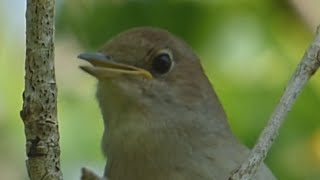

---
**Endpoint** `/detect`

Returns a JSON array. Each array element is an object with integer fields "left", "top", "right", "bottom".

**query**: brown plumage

[{"left": 78, "top": 27, "right": 276, "bottom": 180}]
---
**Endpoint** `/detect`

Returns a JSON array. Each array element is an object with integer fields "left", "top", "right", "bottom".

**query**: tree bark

[{"left": 20, "top": 0, "right": 62, "bottom": 179}]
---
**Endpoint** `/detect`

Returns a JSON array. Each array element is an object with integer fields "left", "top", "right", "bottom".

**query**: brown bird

[{"left": 78, "top": 27, "right": 276, "bottom": 180}]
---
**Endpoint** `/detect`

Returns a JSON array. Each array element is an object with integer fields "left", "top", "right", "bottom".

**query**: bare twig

[
  {"left": 229, "top": 26, "right": 320, "bottom": 180},
  {"left": 20, "top": 0, "right": 62, "bottom": 179},
  {"left": 75, "top": 23, "right": 320, "bottom": 180}
]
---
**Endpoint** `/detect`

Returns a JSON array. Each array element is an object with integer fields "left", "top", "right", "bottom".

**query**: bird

[{"left": 78, "top": 27, "right": 276, "bottom": 180}]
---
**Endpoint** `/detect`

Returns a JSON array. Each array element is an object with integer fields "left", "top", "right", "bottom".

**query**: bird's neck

[
  {"left": 97, "top": 79, "right": 233, "bottom": 139},
  {"left": 96, "top": 81, "right": 236, "bottom": 179}
]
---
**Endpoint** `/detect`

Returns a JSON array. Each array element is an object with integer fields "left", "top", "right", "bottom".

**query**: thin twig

[{"left": 229, "top": 26, "right": 320, "bottom": 180}]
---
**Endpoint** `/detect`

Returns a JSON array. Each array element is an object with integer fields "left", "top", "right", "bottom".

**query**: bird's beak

[{"left": 78, "top": 52, "right": 153, "bottom": 79}]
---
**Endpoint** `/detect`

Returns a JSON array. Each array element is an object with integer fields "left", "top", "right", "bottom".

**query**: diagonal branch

[{"left": 230, "top": 25, "right": 320, "bottom": 180}]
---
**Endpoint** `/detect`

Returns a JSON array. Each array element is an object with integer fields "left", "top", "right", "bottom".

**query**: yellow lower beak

[{"left": 78, "top": 53, "right": 153, "bottom": 79}]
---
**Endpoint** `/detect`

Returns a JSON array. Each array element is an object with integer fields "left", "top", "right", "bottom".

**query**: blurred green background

[{"left": 1, "top": 0, "right": 320, "bottom": 179}]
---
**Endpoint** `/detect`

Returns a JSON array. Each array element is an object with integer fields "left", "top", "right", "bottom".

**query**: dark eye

[{"left": 152, "top": 53, "right": 173, "bottom": 75}]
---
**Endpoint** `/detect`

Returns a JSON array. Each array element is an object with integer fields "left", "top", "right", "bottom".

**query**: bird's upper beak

[{"left": 78, "top": 52, "right": 153, "bottom": 79}]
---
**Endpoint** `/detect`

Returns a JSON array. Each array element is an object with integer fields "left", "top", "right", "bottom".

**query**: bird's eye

[{"left": 152, "top": 51, "right": 173, "bottom": 75}]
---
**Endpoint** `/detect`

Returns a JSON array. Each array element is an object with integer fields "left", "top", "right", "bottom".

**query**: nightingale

[{"left": 78, "top": 27, "right": 276, "bottom": 180}]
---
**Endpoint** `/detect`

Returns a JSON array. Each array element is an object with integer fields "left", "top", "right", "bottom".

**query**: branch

[
  {"left": 20, "top": 0, "right": 62, "bottom": 179},
  {"left": 229, "top": 26, "right": 320, "bottom": 180}
]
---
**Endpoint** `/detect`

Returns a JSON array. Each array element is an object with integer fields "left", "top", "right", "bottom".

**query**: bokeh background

[{"left": 1, "top": 0, "right": 320, "bottom": 179}]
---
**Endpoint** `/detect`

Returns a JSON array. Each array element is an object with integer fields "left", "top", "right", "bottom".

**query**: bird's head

[{"left": 78, "top": 27, "right": 227, "bottom": 133}]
